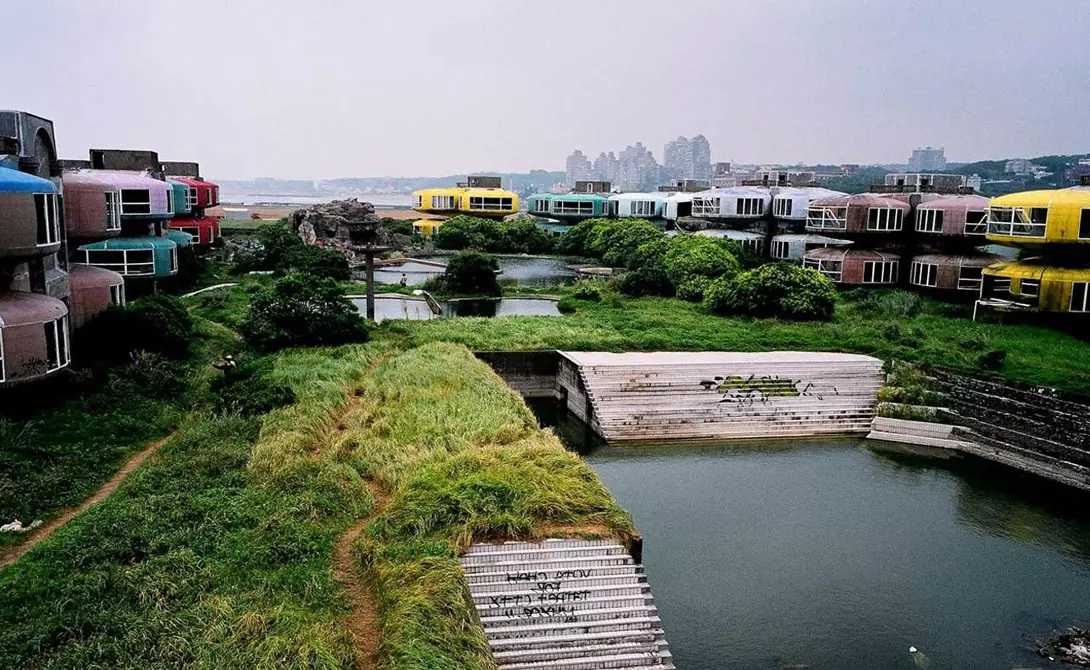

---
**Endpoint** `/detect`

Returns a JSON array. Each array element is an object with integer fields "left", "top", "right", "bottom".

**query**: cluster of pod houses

[{"left": 0, "top": 109, "right": 221, "bottom": 387}]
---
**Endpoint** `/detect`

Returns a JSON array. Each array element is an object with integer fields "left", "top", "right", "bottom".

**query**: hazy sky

[{"left": 4, "top": 0, "right": 1088, "bottom": 179}]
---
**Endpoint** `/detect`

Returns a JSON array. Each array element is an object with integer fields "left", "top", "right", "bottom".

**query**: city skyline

[{"left": 4, "top": 1, "right": 1087, "bottom": 179}]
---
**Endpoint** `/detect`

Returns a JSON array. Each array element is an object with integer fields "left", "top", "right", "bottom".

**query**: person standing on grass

[{"left": 399, "top": 273, "right": 408, "bottom": 287}]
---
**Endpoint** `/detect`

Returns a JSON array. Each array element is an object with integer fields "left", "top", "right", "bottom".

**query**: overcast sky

[{"left": 4, "top": 0, "right": 1088, "bottom": 179}]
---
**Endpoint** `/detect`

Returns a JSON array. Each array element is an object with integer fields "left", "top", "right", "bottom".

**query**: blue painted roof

[
  {"left": 163, "top": 229, "right": 193, "bottom": 246},
  {"left": 0, "top": 166, "right": 56, "bottom": 193}
]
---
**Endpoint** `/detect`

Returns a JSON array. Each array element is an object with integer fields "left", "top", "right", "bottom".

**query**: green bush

[
  {"left": 209, "top": 357, "right": 296, "bottom": 416},
  {"left": 106, "top": 351, "right": 192, "bottom": 399},
  {"left": 435, "top": 250, "right": 502, "bottom": 296},
  {"left": 240, "top": 273, "right": 371, "bottom": 351},
  {"left": 676, "top": 276, "right": 713, "bottom": 302},
  {"left": 597, "top": 220, "right": 665, "bottom": 268},
  {"left": 703, "top": 263, "right": 837, "bottom": 321},
  {"left": 571, "top": 281, "right": 603, "bottom": 302},
  {"left": 77, "top": 294, "right": 194, "bottom": 364},
  {"left": 616, "top": 266, "right": 675, "bottom": 297},
  {"left": 557, "top": 218, "right": 609, "bottom": 257},
  {"left": 231, "top": 224, "right": 350, "bottom": 279},
  {"left": 379, "top": 217, "right": 414, "bottom": 236},
  {"left": 849, "top": 289, "right": 922, "bottom": 319},
  {"left": 663, "top": 235, "right": 740, "bottom": 301},
  {"left": 433, "top": 215, "right": 554, "bottom": 254},
  {"left": 978, "top": 349, "right": 1008, "bottom": 371}
]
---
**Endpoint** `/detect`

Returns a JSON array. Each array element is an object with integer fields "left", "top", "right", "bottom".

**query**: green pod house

[{"left": 75, "top": 235, "right": 179, "bottom": 279}]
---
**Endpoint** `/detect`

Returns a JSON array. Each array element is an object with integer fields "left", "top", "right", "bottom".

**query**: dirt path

[
  {"left": 332, "top": 484, "right": 391, "bottom": 670},
  {"left": 0, "top": 434, "right": 173, "bottom": 571}
]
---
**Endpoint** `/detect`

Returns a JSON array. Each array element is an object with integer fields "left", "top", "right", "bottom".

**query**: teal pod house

[
  {"left": 167, "top": 179, "right": 192, "bottom": 217},
  {"left": 163, "top": 228, "right": 193, "bottom": 247},
  {"left": 527, "top": 193, "right": 612, "bottom": 222},
  {"left": 75, "top": 236, "right": 179, "bottom": 278}
]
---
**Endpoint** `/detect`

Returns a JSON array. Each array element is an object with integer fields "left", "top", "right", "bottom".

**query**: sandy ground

[{"left": 207, "top": 204, "right": 435, "bottom": 221}]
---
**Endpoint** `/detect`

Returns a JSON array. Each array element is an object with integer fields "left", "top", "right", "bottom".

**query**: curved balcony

[
  {"left": 75, "top": 236, "right": 178, "bottom": 279},
  {"left": 803, "top": 247, "right": 900, "bottom": 285},
  {"left": 168, "top": 216, "right": 221, "bottom": 246},
  {"left": 609, "top": 193, "right": 666, "bottom": 219},
  {"left": 985, "top": 189, "right": 1090, "bottom": 249},
  {"left": 914, "top": 195, "right": 990, "bottom": 238},
  {"left": 908, "top": 253, "right": 1003, "bottom": 292},
  {"left": 691, "top": 187, "right": 772, "bottom": 221},
  {"left": 526, "top": 193, "right": 609, "bottom": 222},
  {"left": 981, "top": 259, "right": 1090, "bottom": 313},
  {"left": 61, "top": 170, "right": 122, "bottom": 241},
  {"left": 805, "top": 194, "right": 909, "bottom": 235},
  {"left": 69, "top": 263, "right": 125, "bottom": 328},
  {"left": 0, "top": 166, "right": 62, "bottom": 259},
  {"left": 770, "top": 234, "right": 853, "bottom": 262},
  {"left": 0, "top": 291, "right": 70, "bottom": 385}
]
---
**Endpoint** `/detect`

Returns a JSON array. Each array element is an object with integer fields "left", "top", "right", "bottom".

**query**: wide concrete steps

[
  {"left": 461, "top": 539, "right": 675, "bottom": 669},
  {"left": 561, "top": 351, "right": 884, "bottom": 443}
]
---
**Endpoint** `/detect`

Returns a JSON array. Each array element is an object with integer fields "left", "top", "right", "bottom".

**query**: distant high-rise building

[
  {"left": 592, "top": 151, "right": 619, "bottom": 184},
  {"left": 908, "top": 146, "right": 946, "bottom": 172},
  {"left": 565, "top": 150, "right": 592, "bottom": 187},
  {"left": 616, "top": 142, "right": 658, "bottom": 191},
  {"left": 663, "top": 135, "right": 713, "bottom": 181}
]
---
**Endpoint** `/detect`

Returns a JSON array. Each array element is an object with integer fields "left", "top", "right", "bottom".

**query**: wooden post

[{"left": 365, "top": 249, "right": 376, "bottom": 320}]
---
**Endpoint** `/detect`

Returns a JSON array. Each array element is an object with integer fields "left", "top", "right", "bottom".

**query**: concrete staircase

[
  {"left": 867, "top": 416, "right": 978, "bottom": 450},
  {"left": 560, "top": 351, "right": 884, "bottom": 443},
  {"left": 460, "top": 539, "right": 675, "bottom": 669}
]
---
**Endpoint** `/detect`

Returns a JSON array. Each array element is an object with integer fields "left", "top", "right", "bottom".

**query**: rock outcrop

[{"left": 286, "top": 199, "right": 412, "bottom": 264}]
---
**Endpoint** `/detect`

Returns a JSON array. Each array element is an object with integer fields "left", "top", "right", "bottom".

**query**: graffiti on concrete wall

[
  {"left": 488, "top": 569, "right": 597, "bottom": 621},
  {"left": 700, "top": 374, "right": 840, "bottom": 405}
]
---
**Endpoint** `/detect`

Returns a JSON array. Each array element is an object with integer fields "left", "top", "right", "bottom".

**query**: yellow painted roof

[
  {"left": 412, "top": 187, "right": 462, "bottom": 197},
  {"left": 983, "top": 259, "right": 1090, "bottom": 281},
  {"left": 462, "top": 187, "right": 518, "bottom": 198},
  {"left": 989, "top": 189, "right": 1090, "bottom": 208}
]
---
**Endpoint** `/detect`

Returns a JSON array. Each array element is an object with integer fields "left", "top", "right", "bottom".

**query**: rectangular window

[
  {"left": 910, "top": 262, "right": 938, "bottom": 287},
  {"left": 533, "top": 199, "right": 549, "bottom": 213},
  {"left": 104, "top": 192, "right": 122, "bottom": 231},
  {"left": 958, "top": 266, "right": 983, "bottom": 291},
  {"left": 109, "top": 283, "right": 125, "bottom": 305},
  {"left": 1072, "top": 282, "right": 1089, "bottom": 312},
  {"left": 165, "top": 188, "right": 175, "bottom": 215},
  {"left": 692, "top": 197, "right": 721, "bottom": 217},
  {"left": 1080, "top": 209, "right": 1090, "bottom": 239},
  {"left": 1020, "top": 278, "right": 1040, "bottom": 297},
  {"left": 867, "top": 207, "right": 903, "bottom": 231},
  {"left": 736, "top": 197, "right": 764, "bottom": 217},
  {"left": 34, "top": 193, "right": 60, "bottom": 246},
  {"left": 964, "top": 210, "right": 987, "bottom": 235},
  {"left": 414, "top": 195, "right": 422, "bottom": 208},
  {"left": 120, "top": 189, "right": 152, "bottom": 215},
  {"left": 916, "top": 209, "right": 944, "bottom": 233},
  {"left": 773, "top": 198, "right": 793, "bottom": 217},
  {"left": 430, "top": 195, "right": 456, "bottom": 209},
  {"left": 804, "top": 258, "right": 843, "bottom": 282},
  {"left": 81, "top": 248, "right": 156, "bottom": 275},
  {"left": 863, "top": 261, "right": 898, "bottom": 284},
  {"left": 0, "top": 328, "right": 5, "bottom": 382},
  {"left": 806, "top": 206, "right": 847, "bottom": 230},
  {"left": 170, "top": 246, "right": 178, "bottom": 273},
  {"left": 1030, "top": 207, "right": 1048, "bottom": 224},
  {"left": 988, "top": 206, "right": 1046, "bottom": 237},
  {"left": 43, "top": 317, "right": 68, "bottom": 371},
  {"left": 468, "top": 197, "right": 508, "bottom": 211},
  {"left": 771, "top": 239, "right": 790, "bottom": 259}
]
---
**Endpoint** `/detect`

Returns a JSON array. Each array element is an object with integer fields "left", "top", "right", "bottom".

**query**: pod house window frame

[
  {"left": 806, "top": 206, "right": 847, "bottom": 230},
  {"left": 170, "top": 245, "right": 178, "bottom": 273},
  {"left": 34, "top": 193, "right": 61, "bottom": 246},
  {"left": 0, "top": 328, "right": 5, "bottom": 382},
  {"left": 468, "top": 196, "right": 513, "bottom": 212},
  {"left": 104, "top": 191, "right": 122, "bottom": 231},
  {"left": 430, "top": 194, "right": 456, "bottom": 209},
  {"left": 188, "top": 187, "right": 199, "bottom": 208},
  {"left": 862, "top": 260, "right": 898, "bottom": 284},
  {"left": 910, "top": 261, "right": 938, "bottom": 287},
  {"left": 735, "top": 197, "right": 764, "bottom": 217},
  {"left": 987, "top": 206, "right": 1047, "bottom": 237},
  {"left": 867, "top": 207, "right": 903, "bottom": 232},
  {"left": 958, "top": 266, "right": 984, "bottom": 291},
  {"left": 804, "top": 257, "right": 842, "bottom": 282},
  {"left": 120, "top": 189, "right": 152, "bottom": 215},
  {"left": 554, "top": 200, "right": 594, "bottom": 216},
  {"left": 1019, "top": 278, "right": 1041, "bottom": 298},
  {"left": 773, "top": 198, "right": 793, "bottom": 218},
  {"left": 1080, "top": 209, "right": 1090, "bottom": 240},
  {"left": 80, "top": 248, "right": 156, "bottom": 276},
  {"left": 532, "top": 198, "right": 550, "bottom": 214},
  {"left": 964, "top": 210, "right": 987, "bottom": 235},
  {"left": 1072, "top": 282, "right": 1090, "bottom": 312},
  {"left": 916, "top": 209, "right": 944, "bottom": 233},
  {"left": 165, "top": 187, "right": 175, "bottom": 215},
  {"left": 771, "top": 239, "right": 790, "bottom": 259},
  {"left": 632, "top": 200, "right": 656, "bottom": 217},
  {"left": 109, "top": 282, "right": 125, "bottom": 306},
  {"left": 692, "top": 196, "right": 720, "bottom": 217},
  {"left": 43, "top": 316, "right": 69, "bottom": 371}
]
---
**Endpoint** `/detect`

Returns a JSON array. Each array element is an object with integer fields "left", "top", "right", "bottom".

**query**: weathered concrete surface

[
  {"left": 475, "top": 351, "right": 561, "bottom": 399},
  {"left": 461, "top": 539, "right": 675, "bottom": 669}
]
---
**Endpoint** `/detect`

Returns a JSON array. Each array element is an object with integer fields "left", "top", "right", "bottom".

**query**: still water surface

[
  {"left": 580, "top": 440, "right": 1090, "bottom": 669},
  {"left": 353, "top": 296, "right": 561, "bottom": 322},
  {"left": 371, "top": 254, "right": 577, "bottom": 287}
]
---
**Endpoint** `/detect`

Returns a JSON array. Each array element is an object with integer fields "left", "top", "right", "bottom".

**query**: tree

[
  {"left": 432, "top": 215, "right": 554, "bottom": 254},
  {"left": 662, "top": 235, "right": 740, "bottom": 301},
  {"left": 704, "top": 262, "right": 837, "bottom": 321},
  {"left": 240, "top": 273, "right": 370, "bottom": 351},
  {"left": 77, "top": 294, "right": 194, "bottom": 364},
  {"left": 589, "top": 219, "right": 665, "bottom": 268},
  {"left": 436, "top": 250, "right": 501, "bottom": 296},
  {"left": 557, "top": 218, "right": 609, "bottom": 257},
  {"left": 231, "top": 223, "right": 350, "bottom": 280}
]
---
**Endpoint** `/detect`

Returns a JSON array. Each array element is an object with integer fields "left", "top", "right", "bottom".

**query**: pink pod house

[
  {"left": 68, "top": 263, "right": 125, "bottom": 328},
  {"left": 914, "top": 195, "right": 990, "bottom": 238},
  {"left": 803, "top": 247, "right": 901, "bottom": 286},
  {"left": 805, "top": 194, "right": 910, "bottom": 235},
  {"left": 908, "top": 253, "right": 1004, "bottom": 293},
  {"left": 61, "top": 169, "right": 123, "bottom": 241},
  {"left": 0, "top": 290, "right": 70, "bottom": 384}
]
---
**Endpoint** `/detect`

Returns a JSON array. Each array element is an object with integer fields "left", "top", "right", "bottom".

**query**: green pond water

[{"left": 567, "top": 433, "right": 1090, "bottom": 669}]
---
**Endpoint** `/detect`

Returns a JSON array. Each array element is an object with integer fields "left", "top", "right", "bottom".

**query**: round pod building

[
  {"left": 908, "top": 253, "right": 1003, "bottom": 293},
  {"left": 803, "top": 247, "right": 900, "bottom": 285},
  {"left": 805, "top": 194, "right": 910, "bottom": 235}
]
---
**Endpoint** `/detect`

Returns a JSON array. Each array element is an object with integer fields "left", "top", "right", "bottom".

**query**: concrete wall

[{"left": 474, "top": 350, "right": 561, "bottom": 399}]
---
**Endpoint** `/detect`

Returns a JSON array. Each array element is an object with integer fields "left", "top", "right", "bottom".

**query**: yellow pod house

[
  {"left": 985, "top": 184, "right": 1090, "bottom": 249},
  {"left": 411, "top": 175, "right": 518, "bottom": 220},
  {"left": 980, "top": 259, "right": 1090, "bottom": 314}
]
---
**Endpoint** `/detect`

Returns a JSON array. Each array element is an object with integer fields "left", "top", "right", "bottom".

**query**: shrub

[
  {"left": 703, "top": 263, "right": 837, "bottom": 321},
  {"left": 240, "top": 273, "right": 371, "bottom": 351},
  {"left": 978, "top": 349, "right": 1008, "bottom": 371},
  {"left": 676, "top": 276, "right": 713, "bottom": 302},
  {"left": 571, "top": 281, "right": 603, "bottom": 302},
  {"left": 210, "top": 357, "right": 296, "bottom": 416},
  {"left": 433, "top": 215, "right": 554, "bottom": 254},
  {"left": 107, "top": 351, "right": 191, "bottom": 399},
  {"left": 435, "top": 250, "right": 501, "bottom": 296},
  {"left": 77, "top": 294, "right": 194, "bottom": 364},
  {"left": 663, "top": 235, "right": 740, "bottom": 292},
  {"left": 850, "top": 290, "right": 921, "bottom": 319},
  {"left": 557, "top": 218, "right": 609, "bottom": 257},
  {"left": 230, "top": 223, "right": 350, "bottom": 279},
  {"left": 379, "top": 217, "right": 414, "bottom": 236},
  {"left": 597, "top": 220, "right": 665, "bottom": 268},
  {"left": 616, "top": 266, "right": 675, "bottom": 297}
]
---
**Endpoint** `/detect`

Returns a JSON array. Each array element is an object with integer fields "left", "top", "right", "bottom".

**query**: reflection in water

[
  {"left": 369, "top": 254, "right": 578, "bottom": 287},
  {"left": 354, "top": 297, "right": 561, "bottom": 323},
  {"left": 528, "top": 399, "right": 1090, "bottom": 670}
]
